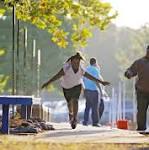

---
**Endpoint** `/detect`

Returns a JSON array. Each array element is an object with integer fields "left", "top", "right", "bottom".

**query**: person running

[{"left": 41, "top": 52, "right": 110, "bottom": 129}]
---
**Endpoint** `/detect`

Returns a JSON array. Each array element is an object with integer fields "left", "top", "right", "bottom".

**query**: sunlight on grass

[{"left": 0, "top": 136, "right": 149, "bottom": 150}]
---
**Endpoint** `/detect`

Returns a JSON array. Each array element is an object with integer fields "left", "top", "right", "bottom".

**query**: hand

[
  {"left": 124, "top": 70, "right": 131, "bottom": 79},
  {"left": 101, "top": 81, "right": 110, "bottom": 86}
]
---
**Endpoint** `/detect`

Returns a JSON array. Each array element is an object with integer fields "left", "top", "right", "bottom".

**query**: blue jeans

[{"left": 83, "top": 89, "right": 99, "bottom": 125}]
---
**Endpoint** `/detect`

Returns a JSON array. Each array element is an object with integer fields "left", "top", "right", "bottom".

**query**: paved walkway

[{"left": 8, "top": 122, "right": 149, "bottom": 144}]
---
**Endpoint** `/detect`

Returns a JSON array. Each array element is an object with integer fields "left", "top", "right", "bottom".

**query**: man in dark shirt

[{"left": 124, "top": 45, "right": 149, "bottom": 131}]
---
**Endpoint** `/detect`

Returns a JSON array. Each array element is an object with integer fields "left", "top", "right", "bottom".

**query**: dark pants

[
  {"left": 63, "top": 84, "right": 82, "bottom": 103},
  {"left": 63, "top": 84, "right": 82, "bottom": 122},
  {"left": 83, "top": 89, "right": 99, "bottom": 125},
  {"left": 136, "top": 90, "right": 149, "bottom": 131},
  {"left": 99, "top": 98, "right": 104, "bottom": 119}
]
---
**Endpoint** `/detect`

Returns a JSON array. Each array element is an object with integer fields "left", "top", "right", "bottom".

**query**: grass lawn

[{"left": 0, "top": 136, "right": 149, "bottom": 150}]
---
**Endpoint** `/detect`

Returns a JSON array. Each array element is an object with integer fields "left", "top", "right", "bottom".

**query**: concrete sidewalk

[{"left": 8, "top": 122, "right": 149, "bottom": 144}]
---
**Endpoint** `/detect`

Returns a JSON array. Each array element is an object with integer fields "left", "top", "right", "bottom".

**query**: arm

[
  {"left": 96, "top": 83, "right": 103, "bottom": 95},
  {"left": 84, "top": 72, "right": 110, "bottom": 86},
  {"left": 99, "top": 74, "right": 104, "bottom": 80},
  {"left": 41, "top": 68, "right": 64, "bottom": 89},
  {"left": 97, "top": 75, "right": 107, "bottom": 95},
  {"left": 124, "top": 61, "right": 138, "bottom": 79},
  {"left": 96, "top": 74, "right": 104, "bottom": 93}
]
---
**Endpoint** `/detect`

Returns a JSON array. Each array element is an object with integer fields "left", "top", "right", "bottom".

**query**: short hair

[{"left": 90, "top": 58, "right": 96, "bottom": 65}]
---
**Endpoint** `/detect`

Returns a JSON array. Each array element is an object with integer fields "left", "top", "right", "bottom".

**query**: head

[
  {"left": 69, "top": 52, "right": 84, "bottom": 69},
  {"left": 90, "top": 58, "right": 97, "bottom": 66}
]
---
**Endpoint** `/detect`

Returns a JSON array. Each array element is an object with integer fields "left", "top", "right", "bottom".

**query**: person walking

[
  {"left": 42, "top": 52, "right": 110, "bottom": 129},
  {"left": 82, "top": 58, "right": 106, "bottom": 127},
  {"left": 124, "top": 45, "right": 149, "bottom": 131}
]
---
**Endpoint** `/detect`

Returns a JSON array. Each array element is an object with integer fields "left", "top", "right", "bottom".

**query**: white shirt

[{"left": 61, "top": 62, "right": 85, "bottom": 89}]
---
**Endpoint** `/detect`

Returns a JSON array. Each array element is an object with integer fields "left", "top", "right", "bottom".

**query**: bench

[{"left": 0, "top": 95, "right": 32, "bottom": 134}]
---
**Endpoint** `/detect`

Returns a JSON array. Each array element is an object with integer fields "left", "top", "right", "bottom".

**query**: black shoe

[
  {"left": 71, "top": 118, "right": 77, "bottom": 129},
  {"left": 92, "top": 124, "right": 101, "bottom": 127},
  {"left": 137, "top": 128, "right": 146, "bottom": 134},
  {"left": 71, "top": 122, "right": 77, "bottom": 129}
]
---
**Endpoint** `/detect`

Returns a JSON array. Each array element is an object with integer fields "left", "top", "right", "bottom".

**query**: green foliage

[
  {"left": 2, "top": 0, "right": 117, "bottom": 48},
  {"left": 0, "top": 48, "right": 9, "bottom": 93},
  {"left": 0, "top": 16, "right": 75, "bottom": 94},
  {"left": 0, "top": 75, "right": 9, "bottom": 93},
  {"left": 84, "top": 24, "right": 148, "bottom": 90},
  {"left": 0, "top": 0, "right": 116, "bottom": 94},
  {"left": 0, "top": 8, "right": 5, "bottom": 16},
  {"left": 71, "top": 28, "right": 92, "bottom": 47},
  {"left": 0, "top": 48, "right": 6, "bottom": 56}
]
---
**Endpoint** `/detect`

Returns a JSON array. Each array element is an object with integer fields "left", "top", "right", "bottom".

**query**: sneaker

[{"left": 92, "top": 124, "right": 102, "bottom": 127}]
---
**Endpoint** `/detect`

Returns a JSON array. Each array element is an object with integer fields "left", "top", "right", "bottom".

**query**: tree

[
  {"left": 115, "top": 26, "right": 148, "bottom": 80},
  {"left": 114, "top": 25, "right": 149, "bottom": 97},
  {"left": 1, "top": 0, "right": 117, "bottom": 48},
  {"left": 0, "top": 0, "right": 117, "bottom": 95}
]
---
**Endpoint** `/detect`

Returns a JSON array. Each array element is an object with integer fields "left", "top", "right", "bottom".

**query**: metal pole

[
  {"left": 16, "top": 19, "right": 20, "bottom": 95},
  {"left": 37, "top": 49, "right": 41, "bottom": 97},
  {"left": 118, "top": 82, "right": 122, "bottom": 120},
  {"left": 122, "top": 81, "right": 126, "bottom": 120},
  {"left": 12, "top": 5, "right": 16, "bottom": 117},
  {"left": 23, "top": 27, "right": 27, "bottom": 94},
  {"left": 21, "top": 27, "right": 28, "bottom": 119},
  {"left": 31, "top": 39, "right": 36, "bottom": 95},
  {"left": 111, "top": 88, "right": 116, "bottom": 128},
  {"left": 12, "top": 5, "right": 16, "bottom": 95}
]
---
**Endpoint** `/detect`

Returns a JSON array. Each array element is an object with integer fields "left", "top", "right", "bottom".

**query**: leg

[
  {"left": 99, "top": 98, "right": 104, "bottom": 119},
  {"left": 63, "top": 85, "right": 81, "bottom": 129},
  {"left": 1, "top": 104, "right": 9, "bottom": 134},
  {"left": 70, "top": 99, "right": 78, "bottom": 129},
  {"left": 83, "top": 90, "right": 91, "bottom": 125},
  {"left": 72, "top": 99, "right": 78, "bottom": 120},
  {"left": 83, "top": 101, "right": 90, "bottom": 125},
  {"left": 63, "top": 88, "right": 73, "bottom": 122},
  {"left": 91, "top": 91, "right": 99, "bottom": 126},
  {"left": 67, "top": 100, "right": 73, "bottom": 122},
  {"left": 136, "top": 91, "right": 148, "bottom": 131},
  {"left": 71, "top": 84, "right": 81, "bottom": 120}
]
